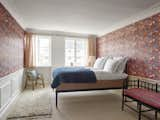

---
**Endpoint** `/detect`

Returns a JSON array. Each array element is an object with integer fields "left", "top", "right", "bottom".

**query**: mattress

[
  {"left": 51, "top": 67, "right": 128, "bottom": 82},
  {"left": 91, "top": 69, "right": 128, "bottom": 80}
]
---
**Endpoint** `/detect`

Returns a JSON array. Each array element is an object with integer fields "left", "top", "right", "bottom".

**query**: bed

[{"left": 51, "top": 67, "right": 128, "bottom": 107}]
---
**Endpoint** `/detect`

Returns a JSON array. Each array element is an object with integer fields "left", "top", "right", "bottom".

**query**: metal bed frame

[
  {"left": 55, "top": 86, "right": 124, "bottom": 108},
  {"left": 53, "top": 65, "right": 129, "bottom": 108}
]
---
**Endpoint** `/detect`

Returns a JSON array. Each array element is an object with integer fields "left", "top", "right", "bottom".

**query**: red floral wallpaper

[
  {"left": 97, "top": 13, "right": 160, "bottom": 80},
  {"left": 0, "top": 3, "right": 24, "bottom": 77}
]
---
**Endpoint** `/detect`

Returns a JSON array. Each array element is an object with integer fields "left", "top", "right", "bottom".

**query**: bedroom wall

[
  {"left": 0, "top": 2, "right": 24, "bottom": 119},
  {"left": 97, "top": 12, "right": 160, "bottom": 80},
  {"left": 0, "top": 2, "right": 24, "bottom": 77}
]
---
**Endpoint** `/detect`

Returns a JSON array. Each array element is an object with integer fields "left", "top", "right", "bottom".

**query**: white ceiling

[{"left": 1, "top": 0, "right": 160, "bottom": 35}]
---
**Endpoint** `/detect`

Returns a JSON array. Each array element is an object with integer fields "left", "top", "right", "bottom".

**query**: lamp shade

[{"left": 88, "top": 56, "right": 96, "bottom": 67}]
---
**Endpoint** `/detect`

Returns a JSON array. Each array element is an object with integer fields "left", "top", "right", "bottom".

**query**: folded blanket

[{"left": 51, "top": 67, "right": 96, "bottom": 88}]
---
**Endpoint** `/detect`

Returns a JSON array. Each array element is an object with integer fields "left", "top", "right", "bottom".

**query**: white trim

[{"left": 0, "top": 69, "right": 24, "bottom": 81}]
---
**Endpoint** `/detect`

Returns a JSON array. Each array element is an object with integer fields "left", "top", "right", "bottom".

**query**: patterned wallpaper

[
  {"left": 0, "top": 3, "right": 24, "bottom": 78},
  {"left": 97, "top": 13, "right": 160, "bottom": 80}
]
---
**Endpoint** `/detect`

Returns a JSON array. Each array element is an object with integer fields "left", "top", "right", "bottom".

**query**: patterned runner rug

[{"left": 7, "top": 84, "right": 52, "bottom": 120}]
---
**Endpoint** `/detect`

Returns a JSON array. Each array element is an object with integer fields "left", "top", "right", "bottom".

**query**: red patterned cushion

[{"left": 124, "top": 88, "right": 160, "bottom": 109}]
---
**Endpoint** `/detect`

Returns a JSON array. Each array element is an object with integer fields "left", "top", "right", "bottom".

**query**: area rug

[{"left": 7, "top": 85, "right": 53, "bottom": 120}]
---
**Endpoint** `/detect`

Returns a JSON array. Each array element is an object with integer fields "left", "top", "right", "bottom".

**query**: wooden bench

[{"left": 122, "top": 79, "right": 160, "bottom": 120}]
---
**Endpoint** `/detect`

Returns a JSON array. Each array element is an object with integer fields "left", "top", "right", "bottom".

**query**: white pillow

[
  {"left": 115, "top": 57, "right": 128, "bottom": 73},
  {"left": 112, "top": 57, "right": 128, "bottom": 73},
  {"left": 93, "top": 57, "right": 106, "bottom": 69},
  {"left": 103, "top": 58, "right": 120, "bottom": 73}
]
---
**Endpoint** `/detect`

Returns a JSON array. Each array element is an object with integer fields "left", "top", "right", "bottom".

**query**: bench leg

[
  {"left": 137, "top": 102, "right": 139, "bottom": 110},
  {"left": 138, "top": 103, "right": 142, "bottom": 120},
  {"left": 155, "top": 111, "right": 158, "bottom": 120},
  {"left": 25, "top": 77, "right": 28, "bottom": 89},
  {"left": 56, "top": 91, "right": 58, "bottom": 108},
  {"left": 122, "top": 95, "right": 125, "bottom": 111},
  {"left": 32, "top": 79, "right": 34, "bottom": 90},
  {"left": 41, "top": 77, "right": 45, "bottom": 88},
  {"left": 35, "top": 79, "right": 38, "bottom": 86}
]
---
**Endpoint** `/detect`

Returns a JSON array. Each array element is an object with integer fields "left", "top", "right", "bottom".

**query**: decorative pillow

[
  {"left": 27, "top": 70, "right": 38, "bottom": 79},
  {"left": 116, "top": 57, "right": 128, "bottom": 73},
  {"left": 113, "top": 57, "right": 128, "bottom": 73},
  {"left": 103, "top": 58, "right": 120, "bottom": 73},
  {"left": 93, "top": 57, "right": 106, "bottom": 69}
]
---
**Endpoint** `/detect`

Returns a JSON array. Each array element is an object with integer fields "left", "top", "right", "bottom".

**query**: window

[
  {"left": 65, "top": 38, "right": 88, "bottom": 66},
  {"left": 35, "top": 35, "right": 52, "bottom": 66}
]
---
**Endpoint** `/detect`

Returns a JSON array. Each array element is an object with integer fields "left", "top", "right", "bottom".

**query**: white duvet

[{"left": 90, "top": 68, "right": 128, "bottom": 80}]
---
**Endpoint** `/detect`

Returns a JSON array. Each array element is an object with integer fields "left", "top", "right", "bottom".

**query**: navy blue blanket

[{"left": 51, "top": 67, "right": 96, "bottom": 88}]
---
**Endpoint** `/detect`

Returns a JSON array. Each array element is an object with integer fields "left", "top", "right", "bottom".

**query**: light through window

[
  {"left": 65, "top": 38, "right": 88, "bottom": 66},
  {"left": 35, "top": 35, "right": 51, "bottom": 66}
]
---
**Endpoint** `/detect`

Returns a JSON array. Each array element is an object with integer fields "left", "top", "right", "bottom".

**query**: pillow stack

[
  {"left": 103, "top": 57, "right": 119, "bottom": 73},
  {"left": 93, "top": 56, "right": 128, "bottom": 73}
]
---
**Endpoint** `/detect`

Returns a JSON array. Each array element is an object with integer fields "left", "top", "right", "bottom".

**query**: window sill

[{"left": 35, "top": 66, "right": 52, "bottom": 68}]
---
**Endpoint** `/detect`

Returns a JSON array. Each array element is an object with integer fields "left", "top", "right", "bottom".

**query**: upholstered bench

[{"left": 122, "top": 79, "right": 160, "bottom": 120}]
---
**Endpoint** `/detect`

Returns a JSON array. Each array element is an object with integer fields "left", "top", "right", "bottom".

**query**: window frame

[
  {"left": 65, "top": 37, "right": 88, "bottom": 66},
  {"left": 35, "top": 35, "right": 52, "bottom": 67}
]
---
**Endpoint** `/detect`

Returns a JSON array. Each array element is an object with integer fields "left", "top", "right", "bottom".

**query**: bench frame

[{"left": 122, "top": 79, "right": 159, "bottom": 120}]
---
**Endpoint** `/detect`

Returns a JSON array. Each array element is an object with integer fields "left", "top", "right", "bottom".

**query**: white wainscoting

[{"left": 0, "top": 69, "right": 24, "bottom": 120}]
